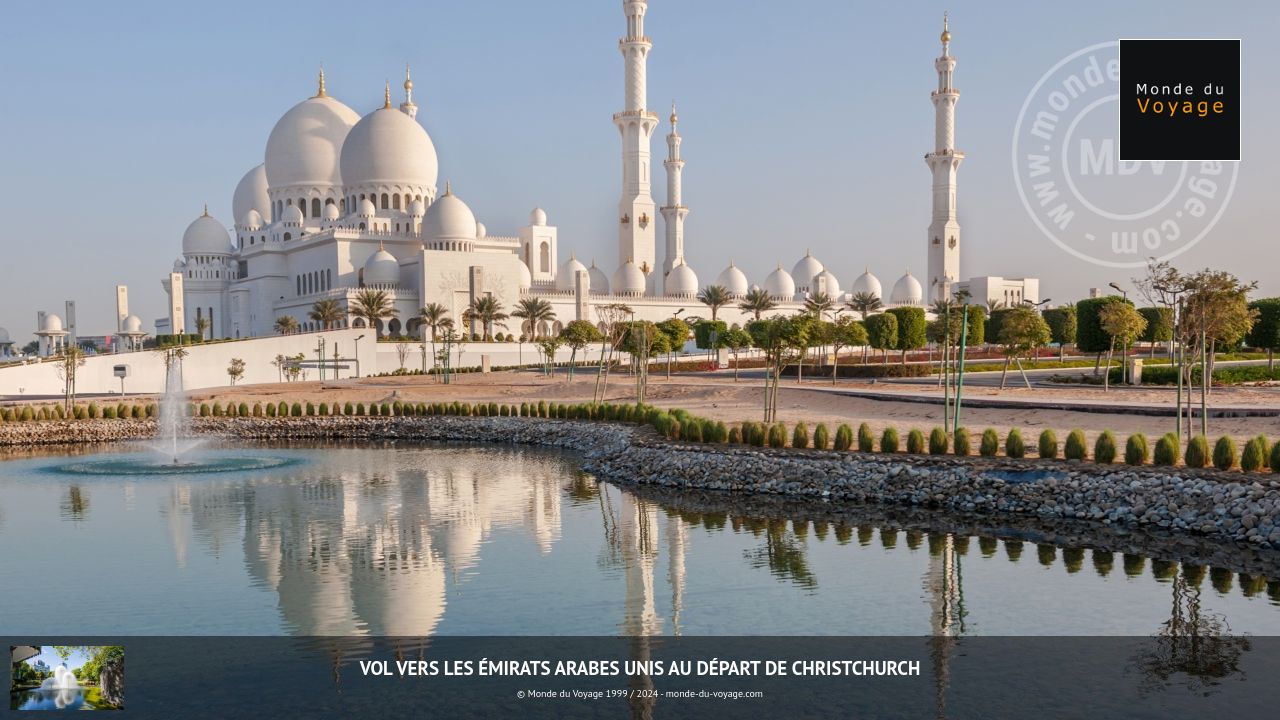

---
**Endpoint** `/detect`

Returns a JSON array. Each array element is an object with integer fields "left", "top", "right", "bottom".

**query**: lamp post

[
  {"left": 354, "top": 334, "right": 365, "bottom": 378},
  {"left": 1109, "top": 283, "right": 1131, "bottom": 383},
  {"left": 316, "top": 337, "right": 326, "bottom": 382},
  {"left": 1153, "top": 280, "right": 1188, "bottom": 442}
]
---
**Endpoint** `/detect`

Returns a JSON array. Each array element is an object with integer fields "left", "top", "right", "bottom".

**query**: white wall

[
  {"left": 0, "top": 328, "right": 375, "bottom": 397},
  {"left": 373, "top": 340, "right": 600, "bottom": 375}
]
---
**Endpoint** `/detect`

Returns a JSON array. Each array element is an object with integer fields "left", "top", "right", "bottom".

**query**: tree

[
  {"left": 997, "top": 306, "right": 1052, "bottom": 389},
  {"left": 720, "top": 325, "right": 753, "bottom": 381},
  {"left": 846, "top": 291, "right": 882, "bottom": 320},
  {"left": 53, "top": 345, "right": 86, "bottom": 413},
  {"left": 226, "top": 357, "right": 245, "bottom": 386},
  {"left": 512, "top": 297, "right": 555, "bottom": 340},
  {"left": 829, "top": 316, "right": 868, "bottom": 384},
  {"left": 738, "top": 287, "right": 776, "bottom": 320},
  {"left": 1099, "top": 302, "right": 1148, "bottom": 391},
  {"left": 1138, "top": 306, "right": 1174, "bottom": 358},
  {"left": 559, "top": 320, "right": 603, "bottom": 380},
  {"left": 352, "top": 288, "right": 398, "bottom": 336},
  {"left": 309, "top": 299, "right": 343, "bottom": 330},
  {"left": 693, "top": 319, "right": 728, "bottom": 351},
  {"left": 864, "top": 313, "right": 898, "bottom": 364},
  {"left": 963, "top": 304, "right": 986, "bottom": 346},
  {"left": 887, "top": 307, "right": 927, "bottom": 364},
  {"left": 416, "top": 303, "right": 451, "bottom": 341},
  {"left": 1181, "top": 269, "right": 1257, "bottom": 399},
  {"left": 592, "top": 303, "right": 633, "bottom": 403},
  {"left": 1247, "top": 298, "right": 1280, "bottom": 371},
  {"left": 747, "top": 315, "right": 810, "bottom": 422},
  {"left": 463, "top": 295, "right": 508, "bottom": 341},
  {"left": 986, "top": 298, "right": 1005, "bottom": 312},
  {"left": 536, "top": 336, "right": 562, "bottom": 376},
  {"left": 656, "top": 317, "right": 690, "bottom": 378},
  {"left": 1042, "top": 304, "right": 1077, "bottom": 360},
  {"left": 697, "top": 285, "right": 731, "bottom": 322},
  {"left": 804, "top": 292, "right": 835, "bottom": 321},
  {"left": 395, "top": 342, "right": 411, "bottom": 370},
  {"left": 273, "top": 315, "right": 299, "bottom": 335},
  {"left": 1076, "top": 296, "right": 1129, "bottom": 369},
  {"left": 986, "top": 307, "right": 1017, "bottom": 350},
  {"left": 194, "top": 315, "right": 211, "bottom": 341}
]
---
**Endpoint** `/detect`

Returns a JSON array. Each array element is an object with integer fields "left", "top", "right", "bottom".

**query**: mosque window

[
  {"left": 539, "top": 242, "right": 550, "bottom": 273},
  {"left": 311, "top": 198, "right": 321, "bottom": 218},
  {"left": 297, "top": 276, "right": 301, "bottom": 295},
  {"left": 283, "top": 233, "right": 292, "bottom": 242},
  {"left": 392, "top": 195, "right": 401, "bottom": 210},
  {"left": 286, "top": 198, "right": 292, "bottom": 206},
  {"left": 381, "top": 193, "right": 390, "bottom": 210},
  {"left": 359, "top": 223, "right": 366, "bottom": 231},
  {"left": 327, "top": 269, "right": 332, "bottom": 289}
]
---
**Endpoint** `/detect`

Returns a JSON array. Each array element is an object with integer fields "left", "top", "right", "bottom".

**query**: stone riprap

[{"left": 1, "top": 417, "right": 1278, "bottom": 551}]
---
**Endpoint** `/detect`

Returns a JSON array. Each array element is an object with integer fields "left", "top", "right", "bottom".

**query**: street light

[
  {"left": 1022, "top": 298, "right": 1051, "bottom": 309},
  {"left": 354, "top": 334, "right": 366, "bottom": 378},
  {"left": 1108, "top": 282, "right": 1127, "bottom": 300}
]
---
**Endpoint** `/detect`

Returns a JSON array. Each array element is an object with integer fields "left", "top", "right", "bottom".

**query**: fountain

[
  {"left": 39, "top": 665, "right": 80, "bottom": 692},
  {"left": 149, "top": 346, "right": 203, "bottom": 465}
]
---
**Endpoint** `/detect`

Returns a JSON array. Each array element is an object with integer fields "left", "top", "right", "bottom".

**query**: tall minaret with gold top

[
  {"left": 926, "top": 13, "right": 963, "bottom": 303},
  {"left": 614, "top": 0, "right": 658, "bottom": 292},
  {"left": 660, "top": 102, "right": 688, "bottom": 290}
]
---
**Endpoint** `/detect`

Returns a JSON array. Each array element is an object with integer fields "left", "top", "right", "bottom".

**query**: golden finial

[
  {"left": 383, "top": 81, "right": 391, "bottom": 109},
  {"left": 316, "top": 65, "right": 327, "bottom": 98},
  {"left": 202, "top": 203, "right": 209, "bottom": 217},
  {"left": 670, "top": 100, "right": 678, "bottom": 125},
  {"left": 941, "top": 12, "right": 951, "bottom": 44},
  {"left": 444, "top": 180, "right": 452, "bottom": 196},
  {"left": 404, "top": 64, "right": 413, "bottom": 92}
]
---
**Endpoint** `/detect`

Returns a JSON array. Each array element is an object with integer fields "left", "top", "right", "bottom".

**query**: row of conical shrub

[{"left": 0, "top": 402, "right": 160, "bottom": 421}]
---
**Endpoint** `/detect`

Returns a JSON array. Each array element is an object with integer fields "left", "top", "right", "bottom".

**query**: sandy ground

[{"left": 169, "top": 368, "right": 1280, "bottom": 444}]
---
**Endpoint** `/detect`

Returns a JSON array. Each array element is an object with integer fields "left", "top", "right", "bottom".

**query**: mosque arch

[
  {"left": 388, "top": 318, "right": 402, "bottom": 336},
  {"left": 311, "top": 198, "right": 321, "bottom": 217},
  {"left": 283, "top": 232, "right": 292, "bottom": 242},
  {"left": 392, "top": 194, "right": 401, "bottom": 210},
  {"left": 380, "top": 193, "right": 390, "bottom": 209},
  {"left": 539, "top": 242, "right": 550, "bottom": 273}
]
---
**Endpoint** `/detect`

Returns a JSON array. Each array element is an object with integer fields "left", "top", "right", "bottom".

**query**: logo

[{"left": 1012, "top": 42, "right": 1238, "bottom": 269}]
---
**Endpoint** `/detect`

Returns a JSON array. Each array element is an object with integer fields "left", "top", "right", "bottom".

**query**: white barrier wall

[
  {"left": 0, "top": 329, "right": 375, "bottom": 397},
  {"left": 373, "top": 341, "right": 610, "bottom": 375}
]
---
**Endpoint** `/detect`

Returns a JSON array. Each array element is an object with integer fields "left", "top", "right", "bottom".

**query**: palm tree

[
  {"left": 846, "top": 291, "right": 882, "bottom": 320},
  {"left": 194, "top": 316, "right": 211, "bottom": 341},
  {"left": 986, "top": 298, "right": 1005, "bottom": 312},
  {"left": 352, "top": 289, "right": 398, "bottom": 336},
  {"left": 463, "top": 295, "right": 509, "bottom": 341},
  {"left": 739, "top": 287, "right": 776, "bottom": 320},
  {"left": 512, "top": 297, "right": 556, "bottom": 340},
  {"left": 416, "top": 303, "right": 450, "bottom": 341},
  {"left": 804, "top": 292, "right": 835, "bottom": 321},
  {"left": 697, "top": 285, "right": 731, "bottom": 322},
  {"left": 309, "top": 299, "right": 343, "bottom": 330},
  {"left": 273, "top": 315, "right": 299, "bottom": 335}
]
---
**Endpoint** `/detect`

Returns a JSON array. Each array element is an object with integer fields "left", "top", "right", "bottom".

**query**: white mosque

[{"left": 155, "top": 4, "right": 1037, "bottom": 343}]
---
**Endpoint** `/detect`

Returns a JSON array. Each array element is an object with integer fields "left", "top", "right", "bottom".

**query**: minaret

[
  {"left": 614, "top": 0, "right": 658, "bottom": 291},
  {"left": 926, "top": 13, "right": 963, "bottom": 303},
  {"left": 660, "top": 101, "right": 688, "bottom": 291},
  {"left": 400, "top": 65, "right": 418, "bottom": 119}
]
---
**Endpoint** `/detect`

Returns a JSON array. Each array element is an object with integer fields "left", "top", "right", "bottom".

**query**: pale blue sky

[
  {"left": 22, "top": 646, "right": 92, "bottom": 672},
  {"left": 0, "top": 0, "right": 1274, "bottom": 339}
]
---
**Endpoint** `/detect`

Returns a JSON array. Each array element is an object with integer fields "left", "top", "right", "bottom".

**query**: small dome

[
  {"left": 422, "top": 190, "right": 477, "bottom": 243},
  {"left": 357, "top": 198, "right": 376, "bottom": 217},
  {"left": 715, "top": 262, "right": 749, "bottom": 297},
  {"left": 665, "top": 262, "right": 699, "bottom": 298},
  {"left": 240, "top": 209, "right": 264, "bottom": 230},
  {"left": 123, "top": 315, "right": 143, "bottom": 333},
  {"left": 264, "top": 94, "right": 360, "bottom": 190},
  {"left": 172, "top": 257, "right": 187, "bottom": 270},
  {"left": 363, "top": 246, "right": 400, "bottom": 286},
  {"left": 612, "top": 260, "right": 646, "bottom": 296},
  {"left": 322, "top": 203, "right": 340, "bottom": 221},
  {"left": 475, "top": 221, "right": 487, "bottom": 238},
  {"left": 233, "top": 164, "right": 271, "bottom": 225},
  {"left": 530, "top": 207, "right": 547, "bottom": 226},
  {"left": 814, "top": 269, "right": 841, "bottom": 297},
  {"left": 182, "top": 211, "right": 232, "bottom": 255},
  {"left": 791, "top": 250, "right": 825, "bottom": 291},
  {"left": 408, "top": 199, "right": 426, "bottom": 217},
  {"left": 890, "top": 270, "right": 923, "bottom": 305},
  {"left": 763, "top": 265, "right": 796, "bottom": 300},
  {"left": 850, "top": 268, "right": 882, "bottom": 299},
  {"left": 557, "top": 255, "right": 588, "bottom": 292},
  {"left": 281, "top": 204, "right": 304, "bottom": 225},
  {"left": 40, "top": 314, "right": 64, "bottom": 333},
  {"left": 339, "top": 105, "right": 438, "bottom": 194},
  {"left": 516, "top": 258, "right": 533, "bottom": 289},
  {"left": 588, "top": 262, "right": 610, "bottom": 295}
]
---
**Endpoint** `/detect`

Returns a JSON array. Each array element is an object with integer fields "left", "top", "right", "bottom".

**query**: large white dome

[
  {"left": 422, "top": 190, "right": 477, "bottom": 242},
  {"left": 715, "top": 262, "right": 749, "bottom": 297},
  {"left": 791, "top": 251, "right": 825, "bottom": 291},
  {"left": 814, "top": 269, "right": 841, "bottom": 297},
  {"left": 182, "top": 211, "right": 231, "bottom": 255},
  {"left": 557, "top": 256, "right": 588, "bottom": 292},
  {"left": 339, "top": 106, "right": 438, "bottom": 195},
  {"left": 233, "top": 164, "right": 271, "bottom": 225},
  {"left": 612, "top": 260, "right": 646, "bottom": 296},
  {"left": 363, "top": 246, "right": 400, "bottom": 286},
  {"left": 588, "top": 262, "right": 610, "bottom": 295},
  {"left": 890, "top": 271, "right": 923, "bottom": 305},
  {"left": 850, "top": 268, "right": 882, "bottom": 298},
  {"left": 665, "top": 262, "right": 699, "bottom": 298},
  {"left": 763, "top": 265, "right": 796, "bottom": 300},
  {"left": 264, "top": 94, "right": 360, "bottom": 191},
  {"left": 40, "top": 314, "right": 64, "bottom": 333}
]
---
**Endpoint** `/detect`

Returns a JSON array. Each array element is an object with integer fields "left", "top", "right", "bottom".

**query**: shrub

[
  {"left": 857, "top": 423, "right": 875, "bottom": 453},
  {"left": 135, "top": 405, "right": 146, "bottom": 419},
  {"left": 880, "top": 427, "right": 899, "bottom": 453},
  {"left": 711, "top": 421, "right": 729, "bottom": 443},
  {"left": 102, "top": 406, "right": 116, "bottom": 419},
  {"left": 1094, "top": 431, "right": 1117, "bottom": 464},
  {"left": 979, "top": 428, "right": 1000, "bottom": 457},
  {"left": 319, "top": 402, "right": 329, "bottom": 416},
  {"left": 1185, "top": 435, "right": 1209, "bottom": 468},
  {"left": 88, "top": 402, "right": 100, "bottom": 419},
  {"left": 813, "top": 424, "right": 830, "bottom": 450},
  {"left": 1125, "top": 433, "right": 1149, "bottom": 466},
  {"left": 213, "top": 402, "right": 226, "bottom": 417},
  {"left": 728, "top": 426, "right": 742, "bottom": 444},
  {"left": 304, "top": 402, "right": 315, "bottom": 416},
  {"left": 686, "top": 422, "right": 703, "bottom": 443},
  {"left": 1241, "top": 436, "right": 1266, "bottom": 472},
  {"left": 278, "top": 401, "right": 289, "bottom": 417},
  {"left": 928, "top": 428, "right": 948, "bottom": 455},
  {"left": 953, "top": 427, "right": 971, "bottom": 456},
  {"left": 200, "top": 403, "right": 211, "bottom": 417},
  {"left": 1252, "top": 435, "right": 1271, "bottom": 468},
  {"left": 266, "top": 402, "right": 277, "bottom": 417},
  {"left": 834, "top": 424, "right": 854, "bottom": 451},
  {"left": 290, "top": 402, "right": 302, "bottom": 417},
  {"left": 538, "top": 400, "right": 548, "bottom": 418},
  {"left": 906, "top": 427, "right": 926, "bottom": 450},
  {"left": 1153, "top": 433, "right": 1179, "bottom": 466},
  {"left": 380, "top": 403, "right": 390, "bottom": 416},
  {"left": 226, "top": 403, "right": 237, "bottom": 418},
  {"left": 253, "top": 402, "right": 263, "bottom": 417},
  {"left": 1038, "top": 430, "right": 1058, "bottom": 459},
  {"left": 792, "top": 423, "right": 809, "bottom": 449},
  {"left": 1213, "top": 436, "right": 1237, "bottom": 471},
  {"left": 355, "top": 402, "right": 366, "bottom": 416},
  {"left": 345, "top": 401, "right": 355, "bottom": 415},
  {"left": 1271, "top": 441, "right": 1280, "bottom": 473},
  {"left": 749, "top": 422, "right": 766, "bottom": 447},
  {"left": 768, "top": 423, "right": 788, "bottom": 448},
  {"left": 239, "top": 402, "right": 250, "bottom": 417},
  {"left": 1065, "top": 429, "right": 1088, "bottom": 460},
  {"left": 1005, "top": 429, "right": 1025, "bottom": 458}
]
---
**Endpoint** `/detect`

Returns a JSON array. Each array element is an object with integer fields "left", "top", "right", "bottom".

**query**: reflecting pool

[{"left": 0, "top": 441, "right": 1277, "bottom": 637}]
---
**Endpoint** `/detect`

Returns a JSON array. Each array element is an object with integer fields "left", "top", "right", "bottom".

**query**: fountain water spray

[{"left": 151, "top": 347, "right": 202, "bottom": 465}]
